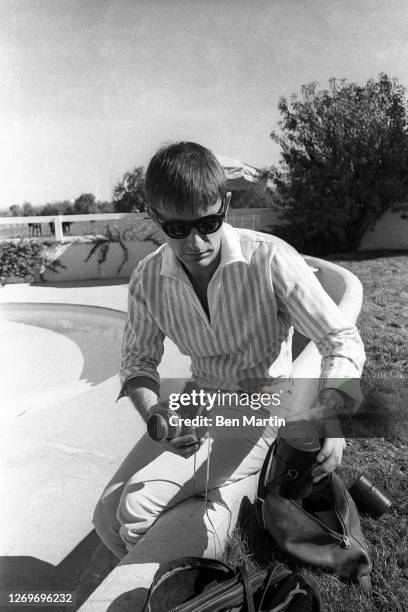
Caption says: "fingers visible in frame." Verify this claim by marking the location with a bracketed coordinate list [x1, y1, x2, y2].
[171, 433, 198, 448]
[162, 433, 206, 458]
[177, 443, 200, 459]
[312, 438, 345, 483]
[312, 455, 337, 483]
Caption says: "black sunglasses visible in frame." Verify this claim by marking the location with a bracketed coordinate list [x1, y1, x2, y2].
[148, 194, 230, 239]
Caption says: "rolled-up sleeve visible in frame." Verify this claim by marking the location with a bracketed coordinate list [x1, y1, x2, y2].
[272, 242, 366, 411]
[118, 268, 165, 399]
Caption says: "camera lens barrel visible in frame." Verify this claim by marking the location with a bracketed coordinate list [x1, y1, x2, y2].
[147, 410, 182, 441]
[147, 409, 199, 443]
[349, 473, 393, 518]
[269, 420, 322, 499]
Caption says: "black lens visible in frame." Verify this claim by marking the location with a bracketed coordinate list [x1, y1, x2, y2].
[196, 216, 223, 235]
[163, 222, 190, 239]
[161, 211, 225, 239]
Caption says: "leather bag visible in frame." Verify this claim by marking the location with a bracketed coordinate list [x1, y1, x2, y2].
[142, 556, 322, 612]
[256, 441, 372, 593]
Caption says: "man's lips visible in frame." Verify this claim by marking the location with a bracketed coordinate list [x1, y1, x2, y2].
[184, 251, 211, 259]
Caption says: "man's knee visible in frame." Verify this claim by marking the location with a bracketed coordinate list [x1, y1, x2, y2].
[116, 483, 160, 528]
[116, 497, 158, 551]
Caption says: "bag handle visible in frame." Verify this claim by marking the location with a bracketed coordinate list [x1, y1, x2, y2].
[257, 441, 276, 500]
[257, 564, 322, 612]
[237, 564, 255, 612]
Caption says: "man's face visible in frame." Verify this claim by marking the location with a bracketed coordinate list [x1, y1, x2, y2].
[153, 198, 227, 274]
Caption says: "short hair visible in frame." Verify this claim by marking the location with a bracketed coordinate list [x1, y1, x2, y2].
[144, 141, 228, 214]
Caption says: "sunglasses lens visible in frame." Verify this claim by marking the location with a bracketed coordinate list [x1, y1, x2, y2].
[163, 222, 190, 239]
[196, 216, 223, 235]
[160, 211, 225, 239]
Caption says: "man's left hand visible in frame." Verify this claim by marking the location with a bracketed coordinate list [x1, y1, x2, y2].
[311, 388, 347, 483]
[311, 437, 347, 483]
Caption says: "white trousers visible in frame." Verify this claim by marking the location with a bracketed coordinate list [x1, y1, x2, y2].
[92, 402, 280, 559]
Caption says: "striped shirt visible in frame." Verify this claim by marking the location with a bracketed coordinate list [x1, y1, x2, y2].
[120, 223, 365, 406]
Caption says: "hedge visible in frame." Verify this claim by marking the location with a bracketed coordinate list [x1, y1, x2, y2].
[0, 240, 48, 284]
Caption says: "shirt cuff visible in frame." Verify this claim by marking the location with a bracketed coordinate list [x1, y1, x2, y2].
[117, 371, 160, 402]
[318, 377, 364, 413]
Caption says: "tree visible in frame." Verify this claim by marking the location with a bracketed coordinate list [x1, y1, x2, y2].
[60, 200, 75, 215]
[9, 204, 23, 216]
[96, 200, 114, 213]
[40, 202, 60, 216]
[22, 202, 37, 216]
[270, 73, 408, 254]
[38, 200, 72, 215]
[113, 166, 146, 212]
[230, 186, 275, 209]
[74, 193, 98, 214]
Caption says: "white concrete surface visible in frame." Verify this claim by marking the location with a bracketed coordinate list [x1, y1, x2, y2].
[0, 280, 191, 598]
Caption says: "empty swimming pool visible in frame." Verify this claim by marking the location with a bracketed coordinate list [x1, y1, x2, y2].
[0, 303, 127, 412]
[0, 302, 192, 417]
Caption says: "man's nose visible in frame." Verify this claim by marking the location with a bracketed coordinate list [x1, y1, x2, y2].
[185, 228, 206, 247]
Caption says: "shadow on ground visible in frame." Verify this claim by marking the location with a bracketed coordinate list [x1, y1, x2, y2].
[0, 531, 118, 612]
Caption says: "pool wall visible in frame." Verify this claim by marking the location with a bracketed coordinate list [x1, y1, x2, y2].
[41, 241, 158, 282]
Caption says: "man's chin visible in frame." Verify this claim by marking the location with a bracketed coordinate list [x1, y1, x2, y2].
[182, 252, 213, 268]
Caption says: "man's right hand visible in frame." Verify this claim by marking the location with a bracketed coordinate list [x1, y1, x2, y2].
[148, 402, 208, 459]
[158, 433, 207, 458]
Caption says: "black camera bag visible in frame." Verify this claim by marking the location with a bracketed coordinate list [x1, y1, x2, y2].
[142, 556, 321, 611]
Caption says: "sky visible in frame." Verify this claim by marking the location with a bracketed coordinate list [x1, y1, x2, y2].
[1, 0, 408, 209]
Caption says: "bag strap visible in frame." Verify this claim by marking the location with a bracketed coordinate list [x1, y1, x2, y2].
[144, 557, 321, 612]
[257, 564, 322, 612]
[256, 563, 292, 611]
[257, 441, 276, 500]
[237, 564, 255, 612]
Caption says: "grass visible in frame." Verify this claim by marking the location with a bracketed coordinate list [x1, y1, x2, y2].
[221, 251, 408, 612]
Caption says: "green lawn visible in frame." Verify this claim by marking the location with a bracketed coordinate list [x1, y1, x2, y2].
[223, 251, 408, 612]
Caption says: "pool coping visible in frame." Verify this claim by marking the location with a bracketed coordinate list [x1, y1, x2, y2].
[0, 301, 128, 321]
[0, 279, 130, 312]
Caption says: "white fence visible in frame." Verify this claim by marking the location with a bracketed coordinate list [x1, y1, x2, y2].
[0, 213, 147, 242]
[0, 209, 281, 242]
[1, 208, 407, 249]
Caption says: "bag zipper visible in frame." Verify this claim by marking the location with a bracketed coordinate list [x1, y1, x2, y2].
[335, 486, 372, 568]
[290, 500, 351, 549]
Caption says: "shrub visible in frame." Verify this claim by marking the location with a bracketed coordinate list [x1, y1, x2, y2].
[0, 240, 47, 284]
[270, 73, 408, 254]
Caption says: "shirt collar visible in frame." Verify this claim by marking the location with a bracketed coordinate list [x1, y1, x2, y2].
[160, 222, 248, 281]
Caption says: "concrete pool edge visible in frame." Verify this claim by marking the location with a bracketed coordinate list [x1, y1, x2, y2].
[0, 302, 130, 414]
[0, 301, 128, 321]
[0, 279, 130, 314]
